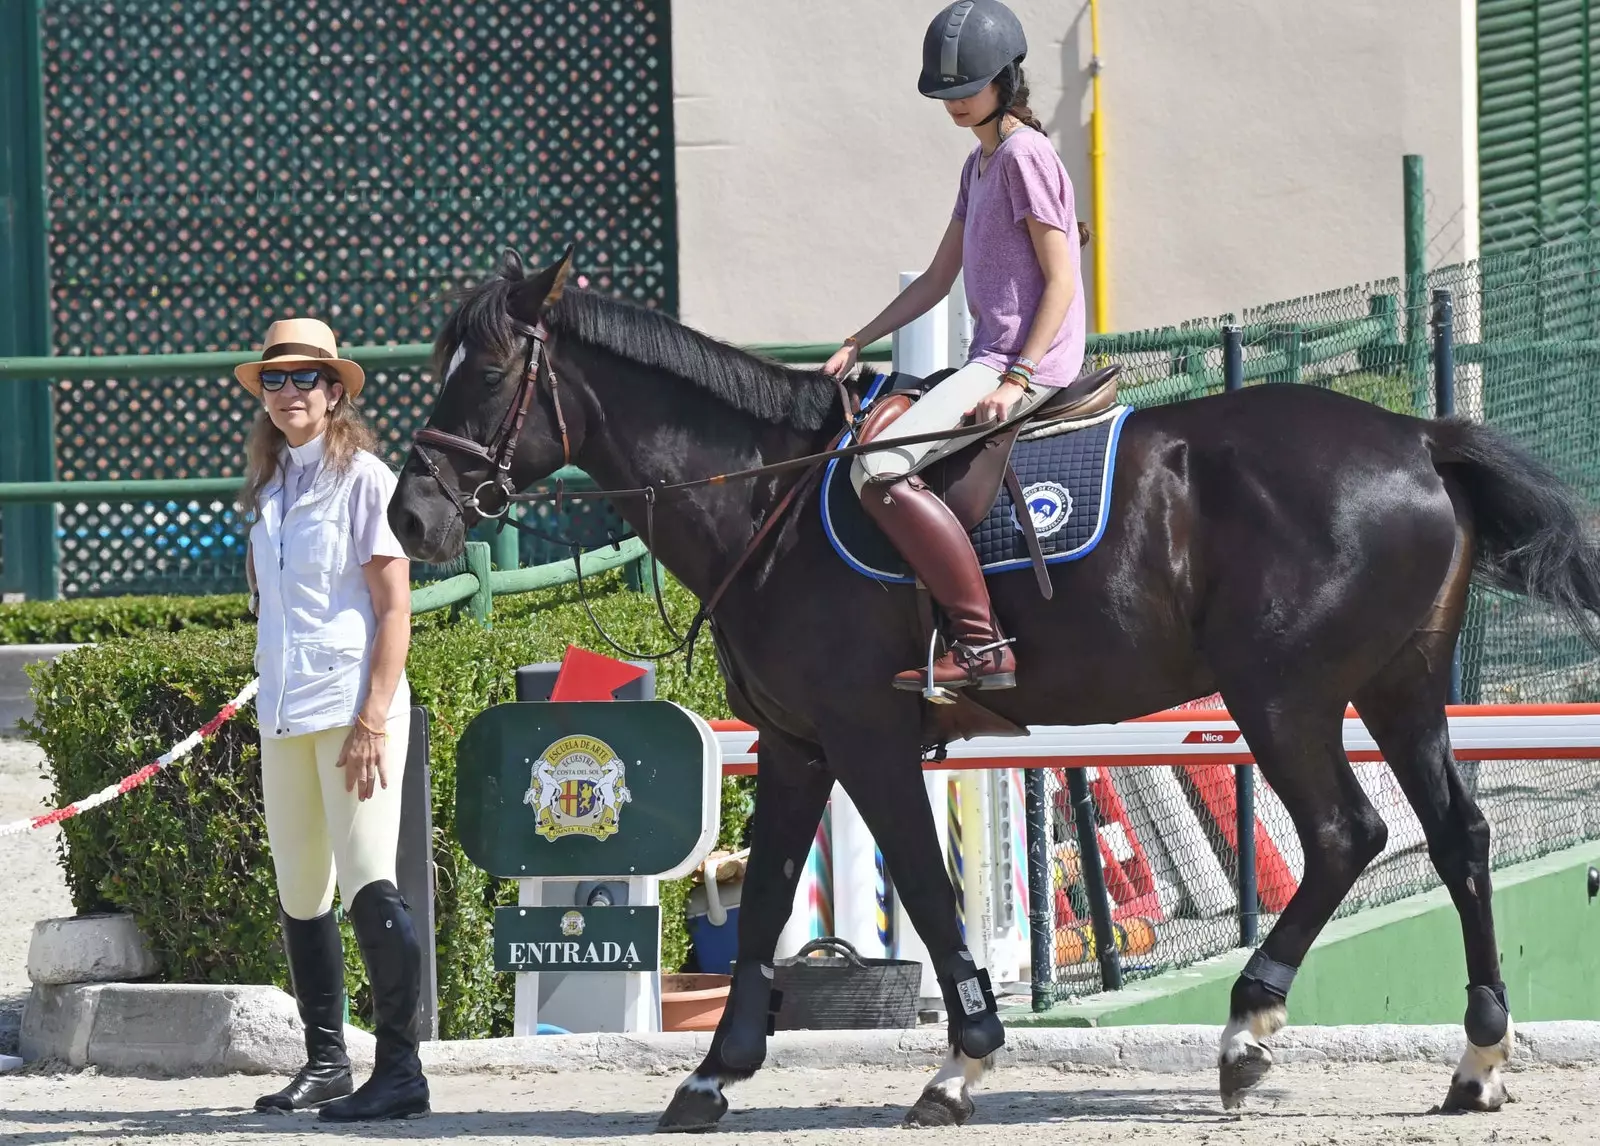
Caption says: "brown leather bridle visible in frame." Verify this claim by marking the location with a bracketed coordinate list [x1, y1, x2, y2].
[410, 318, 572, 521]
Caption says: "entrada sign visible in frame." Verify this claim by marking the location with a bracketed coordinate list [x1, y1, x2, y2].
[493, 905, 662, 973]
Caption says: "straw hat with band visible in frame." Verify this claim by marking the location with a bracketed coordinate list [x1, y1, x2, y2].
[235, 318, 366, 400]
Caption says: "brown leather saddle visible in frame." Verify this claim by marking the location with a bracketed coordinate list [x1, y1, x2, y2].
[852, 362, 1123, 600]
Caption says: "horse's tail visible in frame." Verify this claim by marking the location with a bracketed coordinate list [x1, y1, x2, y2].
[1428, 416, 1600, 652]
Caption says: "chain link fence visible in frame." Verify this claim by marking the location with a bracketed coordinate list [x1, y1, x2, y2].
[1038, 234, 1600, 1002]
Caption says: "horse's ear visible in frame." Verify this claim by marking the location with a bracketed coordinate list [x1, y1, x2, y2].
[509, 244, 576, 325]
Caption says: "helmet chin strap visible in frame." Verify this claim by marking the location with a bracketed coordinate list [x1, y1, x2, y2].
[976, 62, 1018, 128]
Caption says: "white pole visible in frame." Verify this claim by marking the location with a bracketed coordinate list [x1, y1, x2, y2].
[829, 784, 882, 956]
[948, 269, 972, 368]
[958, 770, 993, 974]
[892, 270, 951, 377]
[512, 878, 542, 1036]
[622, 876, 662, 1033]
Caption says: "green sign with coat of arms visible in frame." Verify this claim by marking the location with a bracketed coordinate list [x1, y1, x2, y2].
[454, 700, 722, 880]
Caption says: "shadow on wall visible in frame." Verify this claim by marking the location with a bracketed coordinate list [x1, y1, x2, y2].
[1050, 3, 1098, 323]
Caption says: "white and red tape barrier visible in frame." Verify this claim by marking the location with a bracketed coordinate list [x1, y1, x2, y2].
[0, 677, 259, 837]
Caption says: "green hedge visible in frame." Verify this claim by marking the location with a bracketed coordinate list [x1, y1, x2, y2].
[23, 574, 749, 1039]
[0, 593, 253, 645]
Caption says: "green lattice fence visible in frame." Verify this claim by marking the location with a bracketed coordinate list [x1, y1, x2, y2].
[28, 0, 673, 597]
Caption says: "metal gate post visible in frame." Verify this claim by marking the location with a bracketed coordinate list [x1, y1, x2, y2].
[0, 0, 57, 599]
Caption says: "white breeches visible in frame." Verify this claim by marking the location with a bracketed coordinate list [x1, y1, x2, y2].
[259, 712, 410, 920]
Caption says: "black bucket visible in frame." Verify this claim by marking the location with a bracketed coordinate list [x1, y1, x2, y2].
[768, 937, 922, 1031]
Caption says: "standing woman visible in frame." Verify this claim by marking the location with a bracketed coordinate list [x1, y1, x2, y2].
[824, 0, 1087, 693]
[237, 318, 429, 1122]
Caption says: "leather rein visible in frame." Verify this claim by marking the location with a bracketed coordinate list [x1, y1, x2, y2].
[407, 319, 1038, 666]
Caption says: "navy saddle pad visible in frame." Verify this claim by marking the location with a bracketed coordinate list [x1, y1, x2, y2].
[822, 384, 1133, 584]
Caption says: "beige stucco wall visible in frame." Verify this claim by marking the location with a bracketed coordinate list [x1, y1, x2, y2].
[671, 0, 1471, 344]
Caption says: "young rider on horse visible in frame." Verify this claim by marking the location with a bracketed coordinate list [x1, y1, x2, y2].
[824, 0, 1087, 695]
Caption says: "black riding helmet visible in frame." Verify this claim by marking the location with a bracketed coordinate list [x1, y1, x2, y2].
[918, 0, 1028, 106]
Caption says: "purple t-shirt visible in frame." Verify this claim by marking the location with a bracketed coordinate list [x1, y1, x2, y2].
[952, 127, 1087, 388]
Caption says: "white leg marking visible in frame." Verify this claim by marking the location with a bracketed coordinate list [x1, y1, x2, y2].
[923, 1049, 986, 1106]
[1219, 1003, 1287, 1065]
[1450, 1015, 1514, 1111]
[678, 1073, 724, 1098]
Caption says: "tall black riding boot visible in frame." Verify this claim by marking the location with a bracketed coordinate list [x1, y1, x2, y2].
[255, 907, 354, 1111]
[318, 881, 431, 1122]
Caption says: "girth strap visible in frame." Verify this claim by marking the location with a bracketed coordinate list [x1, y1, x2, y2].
[1003, 464, 1052, 601]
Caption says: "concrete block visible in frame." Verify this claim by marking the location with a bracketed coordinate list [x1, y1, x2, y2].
[28, 914, 160, 986]
[20, 983, 99, 1066]
[20, 982, 375, 1075]
[1001, 1026, 1121, 1069]
[1115, 1025, 1220, 1073]
[595, 1031, 701, 1072]
[0, 644, 83, 734]
[421, 1033, 601, 1074]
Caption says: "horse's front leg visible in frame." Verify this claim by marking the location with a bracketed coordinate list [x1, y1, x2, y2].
[821, 716, 1004, 1129]
[656, 729, 833, 1133]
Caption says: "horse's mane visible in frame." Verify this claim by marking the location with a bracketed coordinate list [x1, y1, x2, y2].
[433, 255, 848, 432]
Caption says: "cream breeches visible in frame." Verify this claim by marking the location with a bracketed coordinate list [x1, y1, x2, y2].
[849, 361, 1057, 495]
[260, 712, 410, 921]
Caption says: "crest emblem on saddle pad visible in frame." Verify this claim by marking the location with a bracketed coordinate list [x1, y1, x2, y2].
[1013, 480, 1073, 538]
[522, 734, 633, 842]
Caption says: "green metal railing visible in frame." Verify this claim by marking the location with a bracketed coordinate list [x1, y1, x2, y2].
[410, 537, 649, 625]
[0, 339, 893, 382]
[0, 337, 892, 599]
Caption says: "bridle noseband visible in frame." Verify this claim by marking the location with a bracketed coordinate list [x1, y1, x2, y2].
[411, 318, 572, 520]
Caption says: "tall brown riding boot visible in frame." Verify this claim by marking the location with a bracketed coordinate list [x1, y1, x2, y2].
[861, 473, 1016, 692]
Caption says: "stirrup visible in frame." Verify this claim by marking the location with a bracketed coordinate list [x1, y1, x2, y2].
[920, 629, 959, 706]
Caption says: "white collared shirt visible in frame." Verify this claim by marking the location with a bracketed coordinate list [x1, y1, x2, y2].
[250, 432, 410, 739]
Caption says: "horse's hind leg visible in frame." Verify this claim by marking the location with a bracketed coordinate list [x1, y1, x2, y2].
[1212, 696, 1389, 1109]
[1353, 642, 1512, 1113]
[657, 729, 834, 1133]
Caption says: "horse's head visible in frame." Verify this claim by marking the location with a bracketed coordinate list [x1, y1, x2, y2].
[389, 245, 586, 564]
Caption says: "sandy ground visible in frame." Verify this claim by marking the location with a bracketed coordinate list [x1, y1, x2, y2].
[1, 735, 75, 1053]
[1, 1061, 1595, 1144]
[5, 735, 1597, 1143]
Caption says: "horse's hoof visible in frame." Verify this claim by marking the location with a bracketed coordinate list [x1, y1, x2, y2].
[1439, 1072, 1509, 1113]
[656, 1086, 728, 1133]
[903, 1089, 975, 1129]
[1218, 1041, 1273, 1110]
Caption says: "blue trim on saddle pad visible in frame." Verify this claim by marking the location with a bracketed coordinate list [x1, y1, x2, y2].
[822, 374, 1133, 584]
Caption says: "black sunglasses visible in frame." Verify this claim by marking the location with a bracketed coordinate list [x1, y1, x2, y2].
[260, 368, 331, 392]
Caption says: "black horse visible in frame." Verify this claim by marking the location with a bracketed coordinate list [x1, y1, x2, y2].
[389, 248, 1600, 1129]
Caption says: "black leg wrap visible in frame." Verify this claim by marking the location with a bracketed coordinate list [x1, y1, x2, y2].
[939, 950, 1005, 1061]
[1240, 949, 1297, 1000]
[719, 961, 778, 1072]
[1464, 982, 1510, 1048]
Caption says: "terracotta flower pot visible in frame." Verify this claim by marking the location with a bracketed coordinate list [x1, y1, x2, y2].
[660, 973, 731, 1032]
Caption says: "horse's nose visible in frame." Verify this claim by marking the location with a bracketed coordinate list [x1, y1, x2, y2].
[389, 501, 427, 552]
